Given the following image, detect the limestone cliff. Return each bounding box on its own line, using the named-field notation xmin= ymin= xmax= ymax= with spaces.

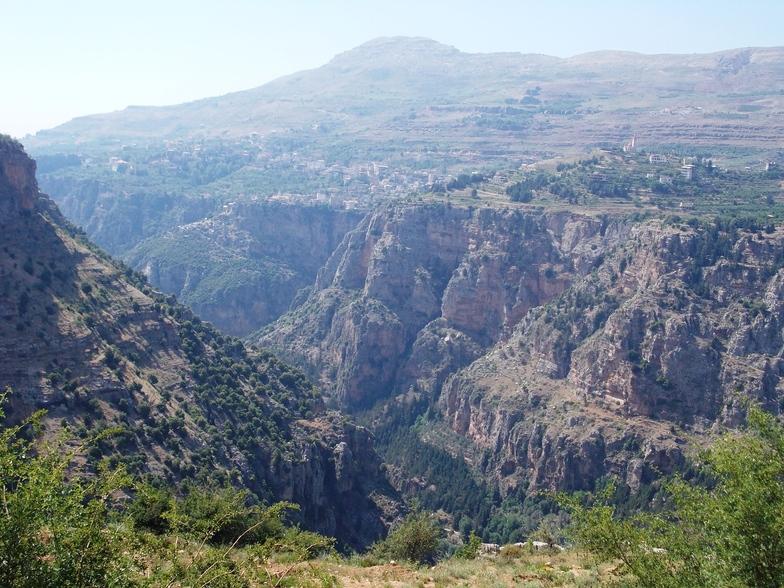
xmin=125 ymin=202 xmax=364 ymax=337
xmin=440 ymin=219 xmax=784 ymax=494
xmin=258 ymin=202 xmax=626 ymax=407
xmin=0 ymin=138 xmax=37 ymax=213
xmin=260 ymin=201 xmax=784 ymax=497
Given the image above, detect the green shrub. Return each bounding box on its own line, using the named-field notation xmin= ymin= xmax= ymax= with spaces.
xmin=453 ymin=531 xmax=482 ymax=560
xmin=499 ymin=542 xmax=530 ymax=559
xmin=252 ymin=526 xmax=336 ymax=563
xmin=165 ymin=484 xmax=298 ymax=547
xmin=0 ymin=389 xmax=134 ymax=587
xmin=371 ymin=508 xmax=441 ymax=565
xmin=561 ymin=402 xmax=784 ymax=588
xmin=128 ymin=484 xmax=173 ymax=534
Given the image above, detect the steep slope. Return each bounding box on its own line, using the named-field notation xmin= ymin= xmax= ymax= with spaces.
xmin=124 ymin=201 xmax=364 ymax=337
xmin=258 ymin=200 xmax=784 ymax=500
xmin=255 ymin=202 xmax=627 ymax=407
xmin=0 ymin=136 xmax=399 ymax=549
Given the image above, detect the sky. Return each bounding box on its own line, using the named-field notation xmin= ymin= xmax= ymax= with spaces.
xmin=2 ymin=0 xmax=783 ymax=138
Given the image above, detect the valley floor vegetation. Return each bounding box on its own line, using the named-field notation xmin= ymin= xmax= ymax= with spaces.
xmin=3 ymin=389 xmax=784 ymax=587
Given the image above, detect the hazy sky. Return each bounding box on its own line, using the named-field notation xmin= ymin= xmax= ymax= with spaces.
xmin=2 ymin=0 xmax=783 ymax=138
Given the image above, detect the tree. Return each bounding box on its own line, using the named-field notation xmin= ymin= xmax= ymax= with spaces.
xmin=453 ymin=531 xmax=482 ymax=560
xmin=561 ymin=402 xmax=784 ymax=588
xmin=372 ymin=508 xmax=441 ymax=565
xmin=0 ymin=389 xmax=133 ymax=587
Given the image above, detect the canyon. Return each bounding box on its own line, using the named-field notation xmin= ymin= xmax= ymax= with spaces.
xmin=7 ymin=36 xmax=784 ymax=542
xmin=256 ymin=201 xmax=784 ymax=498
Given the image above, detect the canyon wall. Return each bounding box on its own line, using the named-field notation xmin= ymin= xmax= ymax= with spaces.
xmin=260 ymin=202 xmax=784 ymax=495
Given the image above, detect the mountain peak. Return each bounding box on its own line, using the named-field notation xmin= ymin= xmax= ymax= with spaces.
xmin=327 ymin=36 xmax=460 ymax=67
xmin=343 ymin=35 xmax=457 ymax=53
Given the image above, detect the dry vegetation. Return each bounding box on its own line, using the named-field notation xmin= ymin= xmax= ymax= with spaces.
xmin=240 ymin=549 xmax=614 ymax=588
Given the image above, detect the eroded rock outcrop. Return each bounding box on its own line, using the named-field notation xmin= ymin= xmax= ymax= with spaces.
xmin=258 ymin=203 xmax=624 ymax=407
xmin=262 ymin=200 xmax=784 ymax=497
xmin=0 ymin=138 xmax=37 ymax=213
xmin=440 ymin=219 xmax=784 ymax=494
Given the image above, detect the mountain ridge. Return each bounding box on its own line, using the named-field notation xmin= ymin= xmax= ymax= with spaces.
xmin=25 ymin=37 xmax=784 ymax=146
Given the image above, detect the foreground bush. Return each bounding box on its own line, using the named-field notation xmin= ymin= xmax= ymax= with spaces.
xmin=561 ymin=403 xmax=784 ymax=588
xmin=0 ymin=396 xmax=133 ymax=587
xmin=371 ymin=508 xmax=441 ymax=565
xmin=0 ymin=388 xmax=337 ymax=587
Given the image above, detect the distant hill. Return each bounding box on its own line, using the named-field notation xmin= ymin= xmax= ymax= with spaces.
xmin=26 ymin=37 xmax=784 ymax=153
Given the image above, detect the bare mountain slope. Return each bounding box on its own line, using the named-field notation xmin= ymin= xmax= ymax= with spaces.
xmin=27 ymin=37 xmax=784 ymax=152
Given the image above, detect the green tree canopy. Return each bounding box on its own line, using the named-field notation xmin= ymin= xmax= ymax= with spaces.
xmin=371 ymin=508 xmax=441 ymax=565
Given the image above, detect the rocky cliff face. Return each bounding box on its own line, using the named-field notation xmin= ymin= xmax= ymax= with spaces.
xmin=0 ymin=139 xmax=399 ymax=549
xmin=0 ymin=139 xmax=38 ymax=213
xmin=259 ymin=203 xmax=629 ymax=407
xmin=261 ymin=201 xmax=784 ymax=496
xmin=265 ymin=413 xmax=398 ymax=547
xmin=524 ymin=223 xmax=784 ymax=422
xmin=440 ymin=219 xmax=784 ymax=494
xmin=125 ymin=202 xmax=364 ymax=337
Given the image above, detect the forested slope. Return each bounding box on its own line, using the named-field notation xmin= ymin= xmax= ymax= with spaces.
xmin=0 ymin=136 xmax=400 ymax=549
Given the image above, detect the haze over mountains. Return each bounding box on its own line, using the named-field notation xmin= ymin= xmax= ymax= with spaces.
xmin=24 ymin=37 xmax=784 ymax=338
xmin=28 ymin=37 xmax=784 ymax=156
xmin=6 ymin=36 xmax=784 ymax=547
